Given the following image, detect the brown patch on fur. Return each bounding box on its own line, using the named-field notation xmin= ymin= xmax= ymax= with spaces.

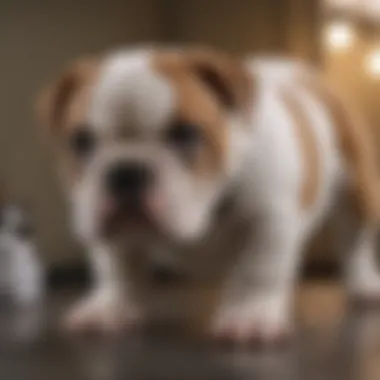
xmin=280 ymin=88 xmax=320 ymax=210
xmin=184 ymin=48 xmax=253 ymax=115
xmin=152 ymin=48 xmax=253 ymax=176
xmin=301 ymin=75 xmax=380 ymax=224
xmin=36 ymin=57 xmax=101 ymax=138
xmin=36 ymin=58 xmax=101 ymax=185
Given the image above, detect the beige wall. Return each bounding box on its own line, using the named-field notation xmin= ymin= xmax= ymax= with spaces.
xmin=324 ymin=34 xmax=380 ymax=145
xmin=0 ymin=1 xmax=321 ymax=264
xmin=166 ymin=0 xmax=320 ymax=59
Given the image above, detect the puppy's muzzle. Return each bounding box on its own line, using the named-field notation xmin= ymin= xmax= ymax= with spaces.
xmin=105 ymin=161 xmax=154 ymax=211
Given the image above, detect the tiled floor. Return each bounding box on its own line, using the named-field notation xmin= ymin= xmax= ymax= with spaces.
xmin=0 ymin=282 xmax=380 ymax=380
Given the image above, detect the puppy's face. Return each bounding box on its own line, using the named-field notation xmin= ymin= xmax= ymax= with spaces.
xmin=37 ymin=48 xmax=252 ymax=244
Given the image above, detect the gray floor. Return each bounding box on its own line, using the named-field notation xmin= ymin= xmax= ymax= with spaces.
xmin=0 ymin=282 xmax=379 ymax=380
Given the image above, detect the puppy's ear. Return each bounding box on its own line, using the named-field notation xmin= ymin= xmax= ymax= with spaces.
xmin=185 ymin=48 xmax=253 ymax=114
xmin=35 ymin=58 xmax=98 ymax=137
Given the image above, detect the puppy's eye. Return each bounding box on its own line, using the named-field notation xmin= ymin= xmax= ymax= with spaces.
xmin=166 ymin=122 xmax=203 ymax=149
xmin=69 ymin=127 xmax=97 ymax=158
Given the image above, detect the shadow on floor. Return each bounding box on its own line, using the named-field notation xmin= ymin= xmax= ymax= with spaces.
xmin=0 ymin=282 xmax=379 ymax=380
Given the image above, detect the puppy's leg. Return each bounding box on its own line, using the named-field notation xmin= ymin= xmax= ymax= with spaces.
xmin=65 ymin=243 xmax=141 ymax=334
xmin=212 ymin=206 xmax=304 ymax=344
xmin=346 ymin=228 xmax=380 ymax=303
xmin=331 ymin=192 xmax=380 ymax=303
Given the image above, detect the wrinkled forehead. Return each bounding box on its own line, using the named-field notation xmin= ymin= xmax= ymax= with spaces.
xmin=89 ymin=50 xmax=175 ymax=135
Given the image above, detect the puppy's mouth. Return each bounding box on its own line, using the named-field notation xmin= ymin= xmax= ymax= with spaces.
xmin=97 ymin=194 xmax=163 ymax=238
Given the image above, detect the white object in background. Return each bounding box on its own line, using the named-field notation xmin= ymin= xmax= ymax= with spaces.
xmin=366 ymin=48 xmax=380 ymax=77
xmin=326 ymin=0 xmax=380 ymax=23
xmin=0 ymin=205 xmax=44 ymax=306
xmin=324 ymin=21 xmax=355 ymax=51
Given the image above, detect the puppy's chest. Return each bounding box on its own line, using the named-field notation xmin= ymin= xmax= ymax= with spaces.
xmin=140 ymin=213 xmax=252 ymax=286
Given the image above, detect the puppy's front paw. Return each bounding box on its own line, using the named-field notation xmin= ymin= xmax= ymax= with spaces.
xmin=212 ymin=292 xmax=292 ymax=346
xmin=64 ymin=291 xmax=141 ymax=335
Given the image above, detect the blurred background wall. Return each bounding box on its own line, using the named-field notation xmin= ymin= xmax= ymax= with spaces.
xmin=0 ymin=0 xmax=328 ymax=267
xmin=323 ymin=0 xmax=380 ymax=148
xmin=161 ymin=0 xmax=321 ymax=59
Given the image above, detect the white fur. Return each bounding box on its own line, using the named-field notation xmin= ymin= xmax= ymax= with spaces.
xmin=90 ymin=50 xmax=175 ymax=134
xmin=73 ymin=49 xmax=227 ymax=243
xmin=65 ymin=51 xmax=380 ymax=343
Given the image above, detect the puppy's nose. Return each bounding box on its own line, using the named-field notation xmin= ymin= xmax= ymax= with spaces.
xmin=106 ymin=162 xmax=153 ymax=202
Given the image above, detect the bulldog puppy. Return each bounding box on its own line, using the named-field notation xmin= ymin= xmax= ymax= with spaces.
xmin=36 ymin=46 xmax=380 ymax=344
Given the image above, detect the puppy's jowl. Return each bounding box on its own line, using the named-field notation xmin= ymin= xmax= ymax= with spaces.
xmin=36 ymin=46 xmax=380 ymax=344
